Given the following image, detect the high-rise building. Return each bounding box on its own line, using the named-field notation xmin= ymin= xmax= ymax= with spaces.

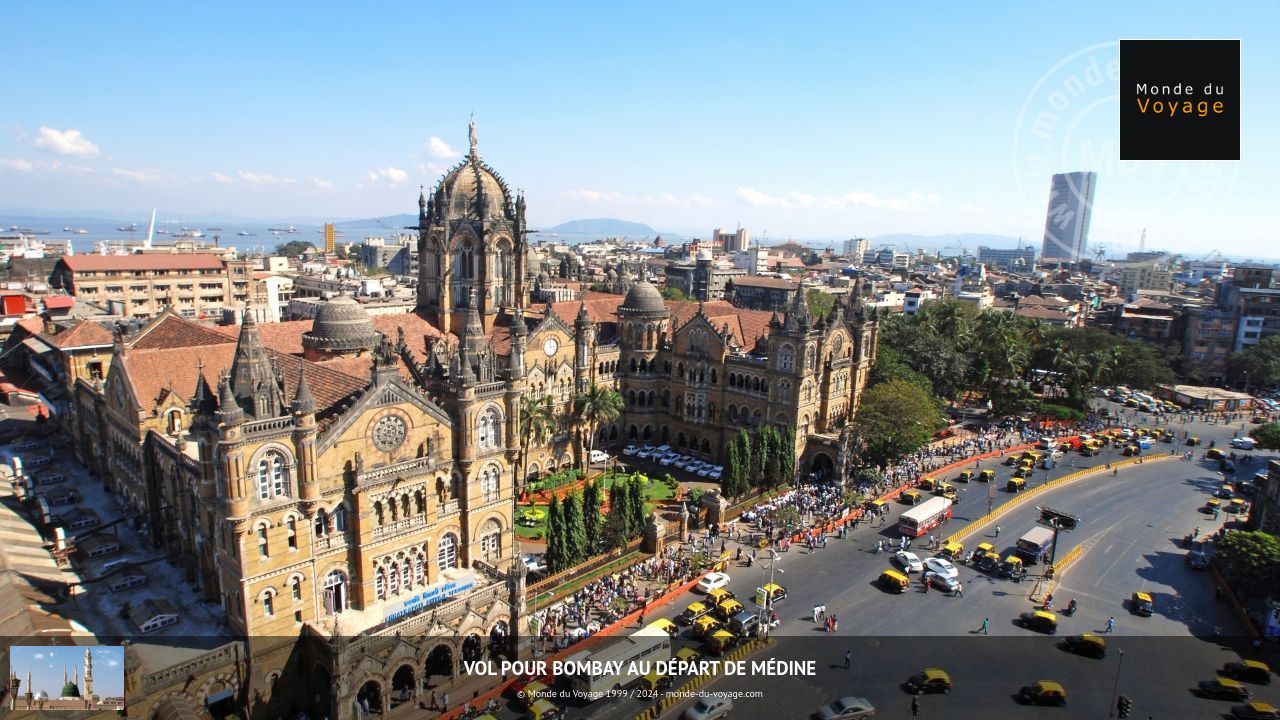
xmin=843 ymin=238 xmax=870 ymax=263
xmin=713 ymin=227 xmax=750 ymax=253
xmin=1040 ymin=171 xmax=1096 ymax=263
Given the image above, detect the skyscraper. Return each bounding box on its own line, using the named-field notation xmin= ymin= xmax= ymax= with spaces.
xmin=1040 ymin=171 xmax=1096 ymax=263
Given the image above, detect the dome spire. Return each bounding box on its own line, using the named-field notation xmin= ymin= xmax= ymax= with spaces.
xmin=291 ymin=359 xmax=316 ymax=415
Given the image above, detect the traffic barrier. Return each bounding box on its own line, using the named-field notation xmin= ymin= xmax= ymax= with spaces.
xmin=946 ymin=452 xmax=1176 ymax=546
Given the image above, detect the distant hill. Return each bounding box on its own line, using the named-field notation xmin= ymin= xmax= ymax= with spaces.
xmin=545 ymin=218 xmax=659 ymax=236
xmin=336 ymin=214 xmax=416 ymax=229
xmin=870 ymin=233 xmax=1026 ymax=251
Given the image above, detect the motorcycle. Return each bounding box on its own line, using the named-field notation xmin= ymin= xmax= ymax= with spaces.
xmin=1065 ymin=600 xmax=1078 ymax=616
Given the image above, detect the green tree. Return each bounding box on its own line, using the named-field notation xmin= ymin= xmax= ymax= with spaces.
xmin=660 ymin=286 xmax=686 ymax=301
xmin=762 ymin=426 xmax=782 ymax=487
xmin=517 ymin=394 xmax=556 ymax=490
xmin=852 ymin=379 xmax=945 ymax=469
xmin=574 ymin=384 xmax=625 ymax=471
xmin=779 ymin=426 xmax=796 ymax=485
xmin=545 ymin=495 xmax=566 ymax=573
xmin=582 ymin=481 xmax=603 ymax=554
xmin=604 ymin=480 xmax=630 ymax=549
xmin=869 ymin=345 xmax=936 ymax=396
xmin=1214 ymin=530 xmax=1280 ymax=599
xmin=1249 ymin=422 xmax=1280 ymax=451
xmin=806 ymin=289 xmax=836 ymax=318
xmin=562 ymin=490 xmax=587 ymax=566
xmin=626 ymin=474 xmax=646 ymax=538
xmin=738 ymin=429 xmax=754 ymax=494
xmin=274 ymin=240 xmax=315 ymax=257
xmin=750 ymin=427 xmax=769 ymax=488
xmin=723 ymin=439 xmax=743 ymax=500
xmin=1230 ymin=335 xmax=1280 ymax=388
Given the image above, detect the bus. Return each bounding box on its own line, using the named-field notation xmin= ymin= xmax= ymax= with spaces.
xmin=897 ymin=496 xmax=953 ymax=538
xmin=568 ymin=624 xmax=671 ymax=701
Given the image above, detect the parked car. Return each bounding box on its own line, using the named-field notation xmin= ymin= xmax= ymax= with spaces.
xmin=589 ymin=450 xmax=609 ymax=464
xmin=1199 ymin=677 xmax=1253 ymax=701
xmin=622 ymin=445 xmax=640 ymax=456
xmin=814 ymin=696 xmax=877 ymax=720
xmin=894 ymin=551 xmax=923 ymax=573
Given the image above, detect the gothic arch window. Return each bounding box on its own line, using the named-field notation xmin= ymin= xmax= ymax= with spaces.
xmin=389 ymin=563 xmax=400 ymax=595
xmin=256 ymin=452 xmax=290 ymax=500
xmin=479 ymin=518 xmax=502 ymax=560
xmin=628 ymin=390 xmax=637 ymax=406
xmin=375 ymin=568 xmax=387 ymax=600
xmin=323 ymin=570 xmax=347 ymax=613
xmin=290 ymin=575 xmax=303 ymax=600
xmin=438 ymin=533 xmax=459 ymax=571
xmin=261 ymin=589 xmax=276 ymax=618
xmin=286 ymin=516 xmax=298 ymax=549
xmin=710 ymin=369 xmax=717 ymax=384
xmin=481 ymin=465 xmax=501 ymax=502
xmin=166 ymin=409 xmax=182 ymax=434
xmin=458 ymin=241 xmax=474 ymax=280
xmin=314 ymin=508 xmax=330 ymax=537
xmin=677 ymin=362 xmax=684 ymax=379
xmin=256 ymin=522 xmax=270 ymax=558
xmin=778 ymin=344 xmax=795 ymax=372
xmin=805 ymin=345 xmax=816 ymax=370
xmin=334 ymin=504 xmax=347 ymax=531
xmin=414 ymin=555 xmax=425 ymax=585
xmin=647 ymin=390 xmax=656 ymax=406
xmin=477 ymin=407 xmax=501 ymax=450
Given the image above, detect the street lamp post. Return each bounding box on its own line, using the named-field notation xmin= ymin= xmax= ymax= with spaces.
xmin=1107 ymin=648 xmax=1125 ymax=719
xmin=757 ymin=551 xmax=781 ymax=637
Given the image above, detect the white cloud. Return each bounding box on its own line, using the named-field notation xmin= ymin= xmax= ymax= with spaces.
xmin=211 ymin=171 xmax=235 ymax=184
xmin=310 ymin=177 xmax=335 ymax=189
xmin=366 ymin=167 xmax=408 ymax=185
xmin=237 ymin=170 xmax=297 ymax=186
xmin=0 ymin=158 xmax=33 ymax=171
xmin=111 ymin=167 xmax=161 ymax=181
xmin=32 ymin=653 xmax=45 ymax=660
xmin=426 ymin=136 xmax=460 ymax=159
xmin=735 ymin=187 xmax=914 ymax=211
xmin=107 ymin=660 xmax=119 ymax=667
xmin=33 ymin=127 xmax=100 ymax=156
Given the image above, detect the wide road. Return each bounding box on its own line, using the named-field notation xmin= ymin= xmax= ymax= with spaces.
xmin=496 ymin=405 xmax=1273 ymax=720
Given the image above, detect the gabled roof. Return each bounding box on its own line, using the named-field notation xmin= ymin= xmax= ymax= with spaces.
xmin=129 ymin=312 xmax=236 ymax=350
xmin=43 ymin=320 xmax=114 ymax=349
xmin=668 ymin=300 xmax=773 ymax=351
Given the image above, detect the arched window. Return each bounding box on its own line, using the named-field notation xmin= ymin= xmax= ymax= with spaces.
xmin=389 ymin=564 xmax=400 ymax=595
xmin=286 ymin=516 xmax=297 ymax=549
xmin=323 ymin=570 xmax=347 ymax=613
xmin=481 ymin=465 xmax=500 ymax=501
xmin=414 ymin=555 xmax=425 ymax=585
xmin=778 ymin=345 xmax=795 ymax=372
xmin=458 ymin=241 xmax=474 ymax=280
xmin=262 ymin=590 xmax=275 ymax=618
xmin=167 ymin=409 xmax=182 ymax=434
xmin=438 ymin=533 xmax=459 ymax=571
xmin=314 ymin=509 xmax=329 ymax=537
xmin=257 ymin=524 xmax=269 ymax=558
xmin=477 ymin=407 xmax=501 ymax=450
xmin=334 ymin=504 xmax=347 ymax=531
xmin=375 ymin=568 xmax=387 ymax=600
xmin=402 ymin=558 xmax=413 ymax=590
xmin=480 ymin=519 xmax=502 ymax=560
xmin=710 ymin=369 xmax=717 ymax=385
xmin=805 ymin=345 xmax=816 ymax=370
xmin=256 ymin=452 xmax=290 ymax=500
xmin=291 ymin=576 xmax=302 ymax=600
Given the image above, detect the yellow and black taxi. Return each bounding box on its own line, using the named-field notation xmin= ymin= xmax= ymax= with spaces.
xmin=1004 ymin=453 xmax=1022 ymax=467
xmin=1017 ymin=610 xmax=1058 ymax=634
xmin=1230 ymin=701 xmax=1280 ymax=720
xmin=1206 ymin=447 xmax=1226 ymax=460
xmin=1012 ymin=466 xmax=1033 ymax=479
xmin=977 ymin=550 xmax=1001 ymax=573
xmin=1230 ymin=498 xmax=1249 ymax=514
xmin=1161 ymin=430 xmax=1176 ymax=443
xmin=978 ymin=469 xmax=996 ymax=482
xmin=939 ymin=540 xmax=964 ymax=560
xmin=525 ymin=699 xmax=565 ymax=720
xmin=901 ymin=489 xmax=923 ymax=505
xmin=1223 ymin=660 xmax=1273 ymax=685
xmin=957 ymin=469 xmax=974 ymax=483
xmin=903 ymin=668 xmax=952 ymax=695
xmin=866 ymin=499 xmax=887 ymax=516
xmin=879 ymin=568 xmax=911 ymax=593
xmin=1059 ymin=633 xmax=1106 ymax=658
xmin=1187 ymin=436 xmax=1202 ymax=446
xmin=756 ymin=583 xmax=788 ymax=606
xmin=519 ymin=681 xmax=551 ymax=710
xmin=1198 ymin=676 xmax=1252 ymax=701
xmin=1019 ymin=680 xmax=1067 ymax=706
xmin=1007 ymin=477 xmax=1028 ymax=491
xmin=680 ymin=601 xmax=712 ymax=623
xmin=714 ymin=598 xmax=745 ymax=622
xmin=936 ymin=482 xmax=958 ymax=500
xmin=1122 ymin=444 xmax=1141 ymax=456
xmin=918 ymin=477 xmax=938 ymax=492
xmin=1131 ymin=591 xmax=1154 ymax=617
xmin=674 ymin=646 xmax=702 ymax=664
xmin=647 ymin=618 xmax=680 ymax=636
xmin=690 ymin=615 xmax=722 ymax=639
xmin=704 ymin=628 xmax=740 ymax=655
xmin=634 ymin=668 xmax=673 ymax=694
xmin=1204 ymin=499 xmax=1223 ymax=514
xmin=1218 ymin=484 xmax=1236 ymax=499
xmin=706 ymin=587 xmax=735 ymax=607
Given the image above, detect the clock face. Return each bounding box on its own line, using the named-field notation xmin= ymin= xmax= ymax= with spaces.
xmin=543 ymin=337 xmax=559 ymax=356
xmin=372 ymin=415 xmax=408 ymax=451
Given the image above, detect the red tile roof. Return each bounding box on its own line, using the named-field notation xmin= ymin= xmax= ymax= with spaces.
xmin=668 ymin=300 xmax=774 ymax=350
xmin=60 ymin=253 xmax=226 ymax=272
xmin=732 ymin=276 xmax=796 ymax=290
xmin=44 ymin=320 xmax=114 ymax=349
xmin=129 ymin=313 xmax=235 ymax=350
xmin=43 ymin=296 xmax=76 ymax=310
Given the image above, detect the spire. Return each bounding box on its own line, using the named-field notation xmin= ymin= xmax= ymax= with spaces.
xmin=464 ymin=287 xmax=484 ymax=340
xmin=217 ymin=374 xmax=245 ymax=427
xmin=575 ymin=298 xmax=590 ymax=326
xmin=229 ymin=310 xmax=285 ymax=419
xmin=418 ymin=185 xmax=427 ymax=217
xmin=191 ymin=360 xmax=216 ymax=414
xmin=468 ymin=114 xmax=478 ymax=156
xmin=291 ymin=360 xmax=316 ymax=415
xmin=785 ymin=284 xmax=811 ymax=332
xmin=510 ymin=304 xmax=527 ymax=338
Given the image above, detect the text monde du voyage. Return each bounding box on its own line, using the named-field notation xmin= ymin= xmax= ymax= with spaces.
xmin=1135 ymin=83 xmax=1228 ymax=118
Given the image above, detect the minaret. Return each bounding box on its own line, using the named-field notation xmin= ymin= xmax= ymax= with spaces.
xmin=83 ymin=647 xmax=93 ymax=698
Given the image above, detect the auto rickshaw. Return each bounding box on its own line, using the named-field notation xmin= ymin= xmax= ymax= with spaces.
xmin=1123 ymin=444 xmax=1141 ymax=456
xmin=704 ymin=628 xmax=740 ymax=655
xmin=1161 ymin=431 xmax=1175 ymax=443
xmin=1004 ymin=454 xmax=1021 ymax=466
xmin=918 ymin=477 xmax=937 ymax=492
xmin=689 ymin=614 xmax=721 ymax=639
xmin=1131 ymin=591 xmax=1154 ymax=616
xmin=1203 ymin=499 xmax=1223 ymax=514
xmin=1060 ymin=633 xmax=1106 ymax=658
xmin=901 ymin=489 xmax=923 ymax=505
xmin=939 ymin=540 xmax=964 ymax=560
xmin=756 ymin=583 xmax=787 ymax=605
xmin=674 ymin=647 xmax=702 ymax=664
xmin=957 ymin=469 xmax=974 ymax=483
xmin=681 ymin=601 xmax=711 ymax=623
xmin=1007 ymin=477 xmax=1027 ymax=492
xmin=1222 ymin=659 xmax=1272 ymax=684
xmin=1217 ymin=484 xmax=1235 ymax=499
xmin=903 ymin=668 xmax=953 ymax=695
xmin=647 ymin=618 xmax=679 ymax=637
xmin=714 ymin=598 xmax=745 ymax=622
xmin=978 ymin=469 xmax=996 ymax=482
xmin=867 ymin=499 xmax=887 ymax=516
xmin=1012 ymin=466 xmax=1032 ymax=479
xmin=525 ymin=699 xmax=565 ymax=720
xmin=1187 ymin=436 xmax=1201 ymax=446
xmin=1229 ymin=498 xmax=1249 ymax=514
xmin=706 ymin=587 xmax=735 ymax=606
xmin=1001 ymin=554 xmax=1025 ymax=579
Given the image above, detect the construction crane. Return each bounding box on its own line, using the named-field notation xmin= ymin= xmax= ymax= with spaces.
xmin=1093 ymin=245 xmax=1107 ymax=262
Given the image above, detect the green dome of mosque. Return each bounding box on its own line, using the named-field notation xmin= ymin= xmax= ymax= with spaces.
xmin=60 ymin=681 xmax=81 ymax=698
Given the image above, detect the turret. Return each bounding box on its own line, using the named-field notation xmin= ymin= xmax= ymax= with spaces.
xmin=216 ymin=375 xmax=244 ymax=428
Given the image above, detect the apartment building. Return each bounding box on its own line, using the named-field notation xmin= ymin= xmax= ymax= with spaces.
xmin=50 ymin=254 xmax=255 ymax=320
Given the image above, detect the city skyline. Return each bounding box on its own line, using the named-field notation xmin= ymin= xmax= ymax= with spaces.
xmin=8 ymin=646 xmax=124 ymax=699
xmin=0 ymin=2 xmax=1275 ymax=256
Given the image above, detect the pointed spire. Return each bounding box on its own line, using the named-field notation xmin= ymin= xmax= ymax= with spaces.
xmin=229 ymin=310 xmax=284 ymax=419
xmin=291 ymin=359 xmax=316 ymax=415
xmin=191 ymin=360 xmax=216 ymax=414
xmin=464 ymin=287 xmax=484 ymax=339
xmin=576 ymin=298 xmax=590 ymax=325
xmin=217 ymin=374 xmax=244 ymax=427
xmin=510 ymin=304 xmax=527 ymax=338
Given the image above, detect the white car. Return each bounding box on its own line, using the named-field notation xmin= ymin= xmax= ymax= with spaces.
xmin=673 ymin=456 xmax=691 ymax=469
xmin=923 ymin=557 xmax=958 ymax=579
xmin=815 ymin=696 xmax=877 ymax=720
xmin=622 ymin=445 xmax=639 ymax=456
xmin=696 ymin=572 xmax=731 ymax=593
xmin=589 ymin=450 xmax=609 ymax=464
xmin=1230 ymin=437 xmax=1256 ymax=450
xmin=686 ymin=461 xmax=706 ymax=473
xmin=636 ymin=448 xmax=654 ymax=460
xmin=709 ymin=467 xmax=723 ymax=480
xmin=656 ymin=444 xmax=673 ymax=454
xmin=894 ymin=551 xmax=923 ymax=573
xmin=659 ymin=454 xmax=679 ymax=466
xmin=697 ymin=465 xmax=716 ymax=478
xmin=683 ymin=696 xmax=733 ymax=720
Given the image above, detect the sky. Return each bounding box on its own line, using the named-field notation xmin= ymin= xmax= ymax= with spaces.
xmin=9 ymin=645 xmax=125 ymax=698
xmin=0 ymin=2 xmax=1277 ymax=257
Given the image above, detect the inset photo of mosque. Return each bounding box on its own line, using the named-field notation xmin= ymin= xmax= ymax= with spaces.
xmin=6 ymin=646 xmax=125 ymax=712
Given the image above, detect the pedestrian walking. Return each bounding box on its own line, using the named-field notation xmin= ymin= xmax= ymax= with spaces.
xmin=995 ymin=525 xmax=1001 ymax=538
xmin=955 ymin=582 xmax=963 ymax=598
xmin=843 ymin=650 xmax=851 ymax=669
xmin=980 ymin=617 xmax=989 ymax=634
xmin=442 ymin=692 xmax=450 ymax=712
xmin=813 ymin=605 xmax=821 ymax=623
xmin=1105 ymin=616 xmax=1115 ymax=633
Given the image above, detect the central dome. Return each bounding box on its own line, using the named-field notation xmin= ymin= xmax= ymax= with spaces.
xmin=303 ymin=296 xmax=378 ymax=355
xmin=621 ymin=280 xmax=666 ymax=313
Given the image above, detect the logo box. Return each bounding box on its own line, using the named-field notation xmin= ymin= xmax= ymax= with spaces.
xmin=1120 ymin=39 xmax=1240 ymax=160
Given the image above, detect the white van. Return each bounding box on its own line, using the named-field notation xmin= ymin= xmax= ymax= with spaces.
xmin=589 ymin=450 xmax=609 ymax=464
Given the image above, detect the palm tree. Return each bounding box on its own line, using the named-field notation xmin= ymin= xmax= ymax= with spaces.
xmin=517 ymin=394 xmax=555 ymax=491
xmin=930 ymin=300 xmax=972 ymax=344
xmin=573 ymin=384 xmax=624 ymax=474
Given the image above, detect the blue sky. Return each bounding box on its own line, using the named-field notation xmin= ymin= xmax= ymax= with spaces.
xmin=9 ymin=645 xmax=125 ymax=698
xmin=0 ymin=2 xmax=1276 ymax=256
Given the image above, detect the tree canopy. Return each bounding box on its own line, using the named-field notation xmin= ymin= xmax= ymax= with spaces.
xmin=1231 ymin=335 xmax=1280 ymax=388
xmin=1249 ymin=422 xmax=1280 ymax=451
xmin=274 ymin=240 xmax=315 ymax=257
xmin=1215 ymin=530 xmax=1280 ymax=599
xmin=852 ymin=379 xmax=946 ymax=469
